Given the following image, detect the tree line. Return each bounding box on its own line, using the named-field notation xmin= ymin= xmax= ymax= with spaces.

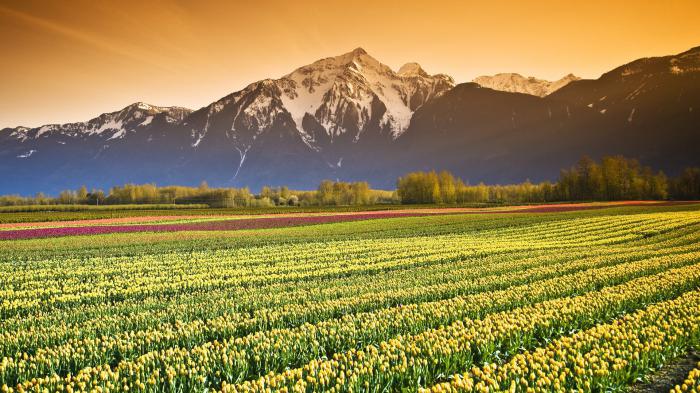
xmin=0 ymin=181 xmax=396 ymax=207
xmin=0 ymin=155 xmax=698 ymax=207
xmin=397 ymin=156 xmax=699 ymax=204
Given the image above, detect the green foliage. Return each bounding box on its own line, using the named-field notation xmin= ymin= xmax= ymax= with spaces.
xmin=670 ymin=167 xmax=700 ymax=200
xmin=398 ymin=156 xmax=680 ymax=204
xmin=396 ymin=171 xmax=442 ymax=204
xmin=558 ymin=155 xmax=668 ymax=200
xmin=398 ymin=170 xmax=555 ymax=204
xmin=0 ymin=182 xmax=395 ymax=209
xmin=314 ymin=180 xmax=389 ymax=206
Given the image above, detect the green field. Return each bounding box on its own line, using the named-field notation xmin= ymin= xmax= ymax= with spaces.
xmin=1 ymin=203 xmax=699 ymax=392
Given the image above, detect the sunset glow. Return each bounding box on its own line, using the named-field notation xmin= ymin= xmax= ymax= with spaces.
xmin=1 ymin=0 xmax=699 ymax=128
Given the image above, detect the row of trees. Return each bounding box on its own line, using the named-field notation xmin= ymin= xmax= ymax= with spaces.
xmin=397 ymin=156 xmax=699 ymax=204
xmin=397 ymin=171 xmax=557 ymax=204
xmin=557 ymin=156 xmax=668 ymax=201
xmin=669 ymin=167 xmax=700 ymax=200
xmin=1 ymin=156 xmax=698 ymax=207
xmin=0 ymin=183 xmax=261 ymax=208
xmin=105 ymin=183 xmax=266 ymax=208
xmin=0 ymin=181 xmax=396 ymax=207
xmin=315 ymin=180 xmax=395 ymax=206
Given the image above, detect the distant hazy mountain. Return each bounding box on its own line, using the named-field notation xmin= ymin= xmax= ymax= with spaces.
xmin=473 ymin=73 xmax=580 ymax=97
xmin=1 ymin=46 xmax=698 ymax=194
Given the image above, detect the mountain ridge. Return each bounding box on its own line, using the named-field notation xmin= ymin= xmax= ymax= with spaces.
xmin=3 ymin=102 xmax=191 ymax=142
xmin=1 ymin=46 xmax=699 ymax=194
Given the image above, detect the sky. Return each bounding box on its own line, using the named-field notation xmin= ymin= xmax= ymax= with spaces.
xmin=1 ymin=0 xmax=699 ymax=128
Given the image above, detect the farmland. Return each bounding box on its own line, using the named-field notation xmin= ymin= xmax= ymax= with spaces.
xmin=0 ymin=202 xmax=699 ymax=392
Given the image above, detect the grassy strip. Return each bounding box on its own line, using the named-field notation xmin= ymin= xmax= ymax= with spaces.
xmin=0 ymin=204 xmax=210 ymax=214
xmin=0 ymin=203 xmax=503 ymax=223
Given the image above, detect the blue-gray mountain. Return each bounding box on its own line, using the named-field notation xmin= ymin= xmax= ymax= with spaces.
xmin=1 ymin=46 xmax=699 ymax=194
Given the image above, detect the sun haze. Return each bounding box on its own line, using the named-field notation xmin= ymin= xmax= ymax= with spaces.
xmin=1 ymin=0 xmax=699 ymax=128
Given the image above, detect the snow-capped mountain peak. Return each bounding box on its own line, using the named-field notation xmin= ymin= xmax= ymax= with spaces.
xmin=279 ymin=48 xmax=395 ymax=140
xmin=276 ymin=48 xmax=454 ymax=141
xmin=185 ymin=48 xmax=456 ymax=174
xmin=3 ymin=44 xmax=700 ymax=195
xmin=193 ymin=48 xmax=456 ymax=158
xmin=473 ymin=73 xmax=580 ymax=97
xmin=398 ymin=62 xmax=428 ymax=77
xmin=122 ymin=102 xmax=191 ymax=123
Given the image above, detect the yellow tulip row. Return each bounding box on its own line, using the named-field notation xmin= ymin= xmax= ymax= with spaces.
xmin=9 ymin=212 xmax=697 ymax=297
xmin=5 ymin=235 xmax=679 ymax=362
xmin=422 ymin=289 xmax=700 ymax=392
xmin=8 ymin=256 xmax=694 ymax=393
xmin=3 ymin=243 xmax=697 ymax=386
xmin=0 ymin=209 xmax=698 ymax=392
xmin=4 ymin=211 xmax=693 ymax=290
xmin=9 ymin=229 xmax=685 ymax=356
xmin=2 ymin=211 xmax=696 ymax=321
xmin=0 ymin=232 xmax=563 ymax=317
xmin=0 ymin=213 xmax=696 ymax=354
xmin=0 ymin=245 xmax=632 ymax=361
xmin=222 ymin=263 xmax=700 ymax=393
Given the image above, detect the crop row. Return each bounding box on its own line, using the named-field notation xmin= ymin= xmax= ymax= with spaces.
xmin=2 ymin=212 xmax=673 ymax=285
xmin=4 ymin=223 xmax=699 ymax=359
xmin=2 ymin=209 xmax=699 ymax=392
xmin=422 ymin=289 xmax=700 ymax=392
xmin=2 ymin=212 xmax=694 ymax=317
xmin=5 ymin=258 xmax=698 ymax=392
xmin=2 ymin=244 xmax=697 ymax=385
xmin=222 ymin=265 xmax=700 ymax=393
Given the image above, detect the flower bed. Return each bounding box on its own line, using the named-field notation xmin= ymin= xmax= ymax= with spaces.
xmin=0 ymin=212 xmax=434 ymax=240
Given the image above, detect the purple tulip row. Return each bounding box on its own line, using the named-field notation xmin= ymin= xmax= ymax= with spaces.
xmin=0 ymin=212 xmax=432 ymax=240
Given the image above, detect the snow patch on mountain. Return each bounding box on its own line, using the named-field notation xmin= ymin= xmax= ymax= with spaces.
xmin=8 ymin=127 xmax=30 ymax=141
xmin=97 ymin=118 xmax=124 ymax=136
xmin=36 ymin=125 xmax=55 ymax=138
xmin=241 ymin=86 xmax=284 ymax=132
xmin=192 ymin=97 xmax=237 ymax=147
xmin=17 ymin=149 xmax=36 ymax=158
xmin=140 ymin=116 xmax=154 ymax=127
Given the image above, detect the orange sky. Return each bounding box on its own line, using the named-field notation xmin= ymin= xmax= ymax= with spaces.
xmin=1 ymin=0 xmax=699 ymax=128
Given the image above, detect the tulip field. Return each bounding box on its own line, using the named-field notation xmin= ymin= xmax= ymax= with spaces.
xmin=1 ymin=202 xmax=699 ymax=392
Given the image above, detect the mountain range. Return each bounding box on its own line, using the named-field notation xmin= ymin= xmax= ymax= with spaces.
xmin=1 ymin=46 xmax=699 ymax=194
